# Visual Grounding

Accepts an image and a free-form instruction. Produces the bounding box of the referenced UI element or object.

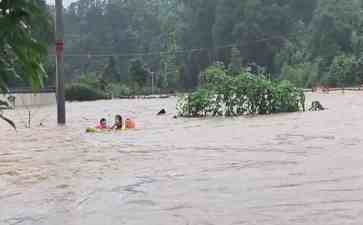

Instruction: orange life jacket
[126,119,136,129]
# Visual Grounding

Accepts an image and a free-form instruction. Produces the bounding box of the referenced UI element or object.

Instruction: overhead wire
[48,36,287,58]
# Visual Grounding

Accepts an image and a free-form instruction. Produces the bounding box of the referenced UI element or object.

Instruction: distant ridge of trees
[10,0,363,93]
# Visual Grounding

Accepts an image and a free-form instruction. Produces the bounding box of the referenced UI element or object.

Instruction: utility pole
[151,72,155,95]
[55,0,66,124]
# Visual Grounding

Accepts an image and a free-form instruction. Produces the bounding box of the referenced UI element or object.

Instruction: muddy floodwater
[1,92,363,225]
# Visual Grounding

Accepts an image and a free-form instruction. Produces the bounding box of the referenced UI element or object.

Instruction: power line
[48,36,287,58]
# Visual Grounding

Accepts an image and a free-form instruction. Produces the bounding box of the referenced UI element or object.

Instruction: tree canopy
[6,0,363,93]
[0,0,51,91]
[57,0,363,91]
[0,0,51,128]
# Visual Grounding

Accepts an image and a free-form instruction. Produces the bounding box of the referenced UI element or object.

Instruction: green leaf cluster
[0,0,50,129]
[177,63,305,117]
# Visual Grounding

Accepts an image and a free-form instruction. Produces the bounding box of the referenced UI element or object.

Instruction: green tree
[160,31,178,90]
[310,0,361,62]
[214,0,295,73]
[60,0,363,91]
[228,46,242,75]
[129,59,148,88]
[281,62,319,88]
[177,0,218,87]
[0,0,50,128]
[101,56,120,83]
[329,54,356,89]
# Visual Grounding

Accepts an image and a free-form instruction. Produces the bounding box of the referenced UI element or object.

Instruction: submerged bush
[177,64,305,117]
[65,84,107,101]
[177,89,214,117]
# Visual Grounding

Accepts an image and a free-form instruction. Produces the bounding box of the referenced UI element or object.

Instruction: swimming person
[96,118,108,129]
[112,115,123,130]
[125,118,136,129]
[157,109,166,115]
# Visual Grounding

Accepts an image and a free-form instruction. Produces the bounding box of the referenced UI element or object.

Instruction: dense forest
[14,0,363,95]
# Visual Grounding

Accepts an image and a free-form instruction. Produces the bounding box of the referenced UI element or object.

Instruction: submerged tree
[178,63,305,117]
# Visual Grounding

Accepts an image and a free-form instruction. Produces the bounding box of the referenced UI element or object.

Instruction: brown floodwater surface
[1,92,363,225]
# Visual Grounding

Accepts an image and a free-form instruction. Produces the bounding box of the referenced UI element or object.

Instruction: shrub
[129,59,148,87]
[65,83,107,101]
[177,89,214,117]
[177,64,305,117]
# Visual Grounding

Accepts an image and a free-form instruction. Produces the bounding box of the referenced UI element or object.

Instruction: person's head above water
[115,115,122,122]
[96,118,108,129]
[114,115,123,129]
[157,109,166,115]
[100,118,107,125]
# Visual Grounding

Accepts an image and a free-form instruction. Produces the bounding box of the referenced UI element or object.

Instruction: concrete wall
[0,93,56,107]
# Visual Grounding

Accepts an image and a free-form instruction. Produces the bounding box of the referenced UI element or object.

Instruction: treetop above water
[177,64,305,118]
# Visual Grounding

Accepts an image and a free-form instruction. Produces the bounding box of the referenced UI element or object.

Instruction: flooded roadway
[1,91,363,225]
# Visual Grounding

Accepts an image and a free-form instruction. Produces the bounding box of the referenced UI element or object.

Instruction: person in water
[125,118,136,129]
[157,109,166,115]
[96,118,108,129]
[112,115,123,130]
